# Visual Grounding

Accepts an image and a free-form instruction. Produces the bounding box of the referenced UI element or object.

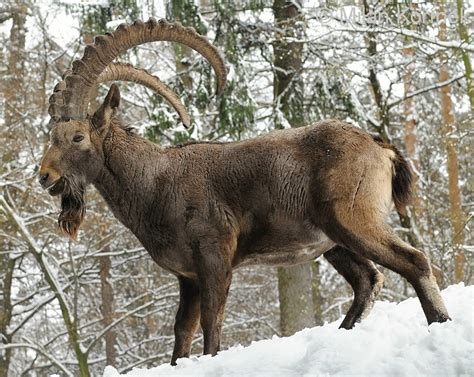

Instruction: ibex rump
[39,19,450,365]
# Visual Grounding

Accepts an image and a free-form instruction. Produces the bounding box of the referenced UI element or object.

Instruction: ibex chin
[39,19,450,365]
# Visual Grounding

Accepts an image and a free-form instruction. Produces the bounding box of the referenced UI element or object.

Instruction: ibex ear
[91,84,120,132]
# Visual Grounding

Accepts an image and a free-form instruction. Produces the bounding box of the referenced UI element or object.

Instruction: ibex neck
[93,126,166,233]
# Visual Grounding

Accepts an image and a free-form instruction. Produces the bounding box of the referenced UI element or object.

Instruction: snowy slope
[104,284,474,377]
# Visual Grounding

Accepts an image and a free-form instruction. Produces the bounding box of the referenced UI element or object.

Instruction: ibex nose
[39,172,49,187]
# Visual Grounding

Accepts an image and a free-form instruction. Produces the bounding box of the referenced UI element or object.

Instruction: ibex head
[39,83,119,189]
[39,18,227,239]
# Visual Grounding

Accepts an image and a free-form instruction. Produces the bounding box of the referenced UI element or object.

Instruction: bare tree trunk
[272,0,305,129]
[1,5,27,374]
[277,266,315,335]
[100,246,117,366]
[403,49,423,222]
[311,261,323,326]
[402,4,425,234]
[169,1,195,90]
[456,0,474,111]
[273,0,315,336]
[2,2,26,164]
[0,257,15,377]
[438,0,466,283]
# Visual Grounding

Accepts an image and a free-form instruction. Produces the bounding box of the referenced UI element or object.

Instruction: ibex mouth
[47,178,65,196]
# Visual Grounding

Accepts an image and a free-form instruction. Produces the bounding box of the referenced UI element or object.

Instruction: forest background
[0,0,472,375]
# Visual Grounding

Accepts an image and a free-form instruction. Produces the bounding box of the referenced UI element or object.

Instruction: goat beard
[58,177,86,240]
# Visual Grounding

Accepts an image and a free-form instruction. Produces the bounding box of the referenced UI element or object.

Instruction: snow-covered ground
[104,284,473,377]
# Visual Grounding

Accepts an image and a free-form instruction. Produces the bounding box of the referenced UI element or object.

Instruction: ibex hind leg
[324,246,384,329]
[324,218,450,325]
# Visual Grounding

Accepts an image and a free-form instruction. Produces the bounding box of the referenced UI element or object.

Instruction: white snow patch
[106,19,127,30]
[104,284,474,376]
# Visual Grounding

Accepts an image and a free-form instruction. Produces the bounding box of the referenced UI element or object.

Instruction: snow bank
[104,284,474,376]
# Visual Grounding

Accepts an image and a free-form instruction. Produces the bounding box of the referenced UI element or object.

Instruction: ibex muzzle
[40,18,450,366]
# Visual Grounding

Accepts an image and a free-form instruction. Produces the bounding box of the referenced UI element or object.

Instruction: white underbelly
[238,231,335,267]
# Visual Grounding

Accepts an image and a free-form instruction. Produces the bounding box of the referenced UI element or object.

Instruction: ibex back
[39,19,450,365]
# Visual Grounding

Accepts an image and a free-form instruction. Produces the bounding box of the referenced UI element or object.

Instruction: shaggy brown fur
[58,177,86,239]
[371,134,413,213]
[39,85,450,365]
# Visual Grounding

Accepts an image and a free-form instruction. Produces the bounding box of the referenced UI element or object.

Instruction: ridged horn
[49,18,227,122]
[96,63,191,127]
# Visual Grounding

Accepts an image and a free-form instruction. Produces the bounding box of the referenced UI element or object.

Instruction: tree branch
[2,341,73,376]
[388,73,466,108]
[332,25,474,52]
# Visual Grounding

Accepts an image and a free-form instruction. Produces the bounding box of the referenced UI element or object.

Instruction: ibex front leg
[171,277,200,365]
[191,239,232,356]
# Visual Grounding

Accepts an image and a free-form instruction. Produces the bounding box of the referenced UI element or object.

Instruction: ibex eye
[73,135,84,143]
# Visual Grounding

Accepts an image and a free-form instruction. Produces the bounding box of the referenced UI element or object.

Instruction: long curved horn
[49,18,226,122]
[96,63,191,128]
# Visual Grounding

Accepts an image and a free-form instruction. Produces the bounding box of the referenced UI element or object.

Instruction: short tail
[371,135,413,212]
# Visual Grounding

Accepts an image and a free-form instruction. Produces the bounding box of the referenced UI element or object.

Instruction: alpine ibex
[39,19,450,365]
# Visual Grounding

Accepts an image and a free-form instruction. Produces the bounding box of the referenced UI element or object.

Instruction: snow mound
[104,284,474,376]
